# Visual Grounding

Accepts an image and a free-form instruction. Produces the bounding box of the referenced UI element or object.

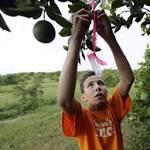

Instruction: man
[57,8,134,150]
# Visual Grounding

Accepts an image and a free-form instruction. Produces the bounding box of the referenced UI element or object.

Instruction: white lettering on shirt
[94,120,115,137]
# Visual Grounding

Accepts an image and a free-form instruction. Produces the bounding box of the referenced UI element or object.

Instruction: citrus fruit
[33,20,56,43]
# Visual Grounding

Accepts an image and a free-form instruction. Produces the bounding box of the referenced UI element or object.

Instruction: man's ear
[81,94,88,102]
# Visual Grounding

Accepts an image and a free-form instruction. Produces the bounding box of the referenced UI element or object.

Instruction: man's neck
[88,102,107,112]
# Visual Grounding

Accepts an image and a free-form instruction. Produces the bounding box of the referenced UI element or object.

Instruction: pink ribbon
[87,0,107,66]
[87,52,107,65]
[88,0,97,51]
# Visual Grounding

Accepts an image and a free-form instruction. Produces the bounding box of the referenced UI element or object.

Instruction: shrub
[127,47,150,150]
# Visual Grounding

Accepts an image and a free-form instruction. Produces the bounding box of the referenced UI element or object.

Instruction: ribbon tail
[94,54,107,66]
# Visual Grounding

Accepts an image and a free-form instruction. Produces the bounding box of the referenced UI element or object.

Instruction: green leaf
[114,25,121,33]
[49,1,62,15]
[132,0,139,5]
[135,12,145,22]
[86,30,92,39]
[123,0,132,7]
[63,45,68,51]
[59,28,71,37]
[107,0,115,4]
[46,6,55,20]
[109,15,121,27]
[81,49,85,60]
[120,17,127,26]
[126,15,134,28]
[130,5,142,17]
[141,16,150,29]
[86,39,94,50]
[0,13,11,32]
[54,15,72,28]
[46,7,72,28]
[1,7,42,19]
[101,3,111,10]
[141,92,148,100]
[111,0,124,9]
[143,0,150,6]
[15,0,34,8]
[78,55,81,64]
[86,39,101,52]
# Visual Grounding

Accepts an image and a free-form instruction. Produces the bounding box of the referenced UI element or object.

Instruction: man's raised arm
[57,9,91,114]
[96,11,134,97]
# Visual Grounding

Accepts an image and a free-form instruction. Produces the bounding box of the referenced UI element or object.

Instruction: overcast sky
[0,3,150,75]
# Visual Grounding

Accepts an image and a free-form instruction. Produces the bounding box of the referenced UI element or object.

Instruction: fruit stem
[43,9,46,20]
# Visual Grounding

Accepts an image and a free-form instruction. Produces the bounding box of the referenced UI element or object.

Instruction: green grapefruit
[33,20,55,43]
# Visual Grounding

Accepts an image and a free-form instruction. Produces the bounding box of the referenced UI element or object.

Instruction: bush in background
[125,47,150,150]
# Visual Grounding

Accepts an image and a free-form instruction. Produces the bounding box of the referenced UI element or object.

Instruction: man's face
[82,75,107,107]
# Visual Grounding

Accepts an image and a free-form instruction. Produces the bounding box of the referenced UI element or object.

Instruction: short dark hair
[80,70,95,94]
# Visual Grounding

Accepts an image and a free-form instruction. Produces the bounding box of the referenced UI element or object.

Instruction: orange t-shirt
[62,87,132,150]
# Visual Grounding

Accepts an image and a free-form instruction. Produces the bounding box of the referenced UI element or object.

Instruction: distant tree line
[0,71,61,86]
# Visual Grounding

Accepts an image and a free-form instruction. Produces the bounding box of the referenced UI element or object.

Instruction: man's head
[80,71,108,109]
[80,71,96,94]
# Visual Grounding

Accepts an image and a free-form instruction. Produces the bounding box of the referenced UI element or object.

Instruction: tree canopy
[0,0,150,57]
[0,0,150,34]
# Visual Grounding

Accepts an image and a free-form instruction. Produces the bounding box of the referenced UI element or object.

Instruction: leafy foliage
[0,0,150,35]
[0,0,149,64]
[108,0,150,35]
[0,0,149,59]
[102,69,119,87]
[15,74,44,112]
[0,72,61,120]
[0,74,45,120]
[0,74,18,85]
[126,47,150,150]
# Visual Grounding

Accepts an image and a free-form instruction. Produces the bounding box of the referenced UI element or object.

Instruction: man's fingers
[71,14,91,24]
[71,9,91,23]
[75,8,89,15]
[73,8,92,18]
[97,13,106,19]
[96,10,107,26]
[96,10,105,16]
[96,10,106,19]
[80,14,91,20]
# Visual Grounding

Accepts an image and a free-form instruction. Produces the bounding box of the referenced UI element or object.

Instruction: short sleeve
[62,101,85,137]
[108,87,132,121]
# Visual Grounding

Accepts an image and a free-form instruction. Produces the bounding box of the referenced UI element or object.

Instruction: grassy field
[0,105,78,150]
[0,77,80,150]
[0,75,130,150]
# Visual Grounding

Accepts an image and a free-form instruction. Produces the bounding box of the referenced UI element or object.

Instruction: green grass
[0,78,79,150]
[42,80,58,104]
[0,104,78,150]
[0,85,18,109]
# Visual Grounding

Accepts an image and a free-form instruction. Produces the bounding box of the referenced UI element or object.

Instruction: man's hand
[71,8,91,41]
[96,10,114,42]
